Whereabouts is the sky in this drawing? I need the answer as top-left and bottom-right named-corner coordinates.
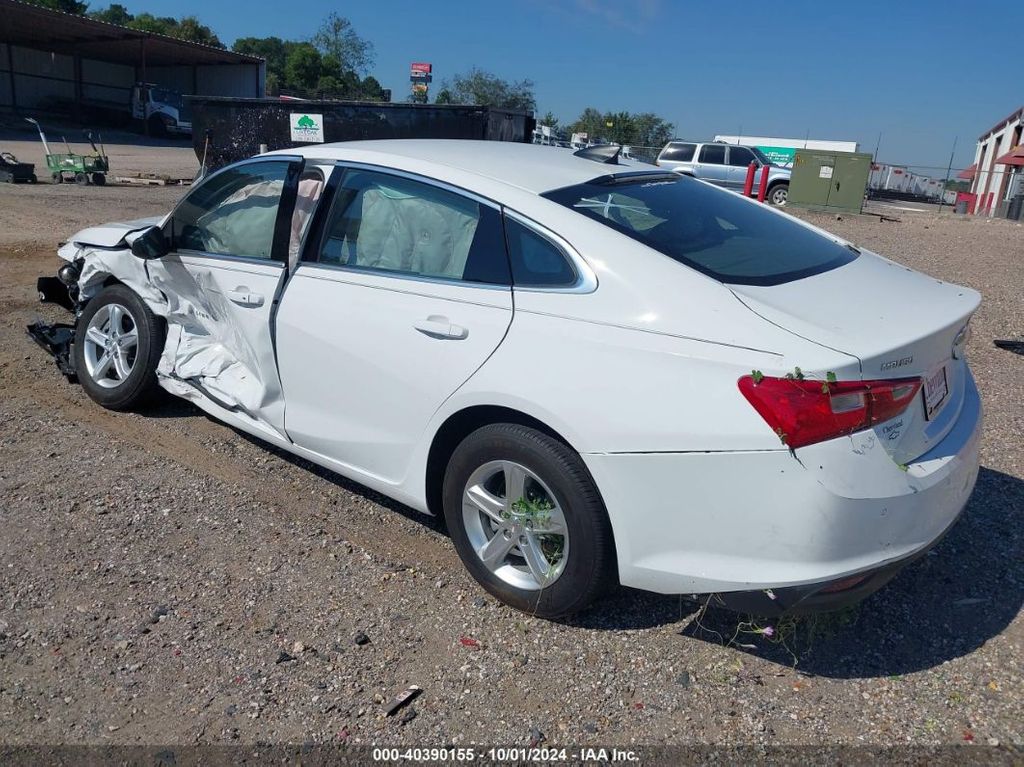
top-left (114, 0), bottom-right (1013, 172)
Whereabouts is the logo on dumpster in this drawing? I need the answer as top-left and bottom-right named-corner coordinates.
top-left (290, 113), bottom-right (324, 143)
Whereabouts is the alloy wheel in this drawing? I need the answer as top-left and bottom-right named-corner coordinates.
top-left (462, 460), bottom-right (569, 590)
top-left (82, 302), bottom-right (139, 388)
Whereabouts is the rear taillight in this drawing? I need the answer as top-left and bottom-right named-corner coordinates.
top-left (738, 375), bottom-right (922, 449)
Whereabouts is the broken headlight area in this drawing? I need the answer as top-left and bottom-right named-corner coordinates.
top-left (27, 258), bottom-right (86, 380)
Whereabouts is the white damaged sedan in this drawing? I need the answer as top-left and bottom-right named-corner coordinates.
top-left (33, 140), bottom-right (982, 617)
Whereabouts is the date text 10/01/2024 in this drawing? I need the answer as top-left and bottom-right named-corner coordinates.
top-left (370, 746), bottom-right (640, 762)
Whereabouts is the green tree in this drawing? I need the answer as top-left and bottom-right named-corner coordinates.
top-left (88, 3), bottom-right (132, 24)
top-left (121, 12), bottom-right (176, 35)
top-left (284, 43), bottom-right (323, 91)
top-left (567, 107), bottom-right (673, 147)
top-left (264, 72), bottom-right (281, 97)
top-left (358, 75), bottom-right (385, 101)
top-left (173, 16), bottom-right (223, 48)
top-left (25, 0), bottom-right (87, 13)
top-left (538, 111), bottom-right (560, 130)
top-left (233, 36), bottom-right (289, 93)
top-left (439, 68), bottom-right (535, 110)
top-left (312, 12), bottom-right (374, 77)
top-left (434, 88), bottom-right (454, 105)
top-left (568, 107), bottom-right (605, 141)
top-left (630, 112), bottom-right (675, 147)
top-left (87, 6), bottom-right (225, 48)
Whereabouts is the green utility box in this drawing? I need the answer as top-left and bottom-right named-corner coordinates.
top-left (788, 149), bottom-right (872, 213)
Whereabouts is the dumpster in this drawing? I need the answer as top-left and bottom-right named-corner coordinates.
top-left (188, 97), bottom-right (535, 171)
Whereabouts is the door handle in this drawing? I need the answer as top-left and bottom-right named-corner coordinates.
top-left (414, 315), bottom-right (468, 340)
top-left (226, 288), bottom-right (265, 307)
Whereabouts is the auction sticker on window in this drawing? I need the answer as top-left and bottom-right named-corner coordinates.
top-left (290, 113), bottom-right (324, 143)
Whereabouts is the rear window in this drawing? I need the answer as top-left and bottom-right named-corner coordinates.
top-left (542, 174), bottom-right (857, 286)
top-left (659, 143), bottom-right (696, 162)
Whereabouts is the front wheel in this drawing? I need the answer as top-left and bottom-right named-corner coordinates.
top-left (72, 284), bottom-right (164, 410)
top-left (768, 182), bottom-right (788, 206)
top-left (442, 424), bottom-right (616, 618)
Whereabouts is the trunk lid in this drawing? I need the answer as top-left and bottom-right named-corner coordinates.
top-left (730, 250), bottom-right (979, 463)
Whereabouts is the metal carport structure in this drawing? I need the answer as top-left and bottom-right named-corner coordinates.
top-left (0, 0), bottom-right (264, 118)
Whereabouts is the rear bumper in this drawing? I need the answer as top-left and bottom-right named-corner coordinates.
top-left (709, 507), bottom-right (962, 616)
top-left (584, 371), bottom-right (982, 610)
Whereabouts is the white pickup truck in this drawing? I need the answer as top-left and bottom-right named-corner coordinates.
top-left (131, 83), bottom-right (192, 137)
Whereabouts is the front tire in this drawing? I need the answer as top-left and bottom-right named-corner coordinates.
top-left (72, 284), bottom-right (164, 411)
top-left (442, 423), bottom-right (616, 618)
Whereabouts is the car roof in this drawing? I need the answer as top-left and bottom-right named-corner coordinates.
top-left (280, 139), bottom-right (657, 195)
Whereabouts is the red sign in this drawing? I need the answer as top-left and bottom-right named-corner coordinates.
top-left (411, 62), bottom-right (432, 73)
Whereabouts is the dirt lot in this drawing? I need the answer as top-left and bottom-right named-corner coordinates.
top-left (0, 179), bottom-right (1021, 753)
top-left (0, 127), bottom-right (198, 180)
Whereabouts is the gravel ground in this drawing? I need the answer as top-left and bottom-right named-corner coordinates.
top-left (0, 181), bottom-right (1021, 752)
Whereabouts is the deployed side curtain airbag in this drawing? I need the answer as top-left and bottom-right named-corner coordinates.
top-left (331, 174), bottom-right (480, 281)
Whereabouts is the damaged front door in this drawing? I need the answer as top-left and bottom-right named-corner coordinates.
top-left (146, 156), bottom-right (303, 438)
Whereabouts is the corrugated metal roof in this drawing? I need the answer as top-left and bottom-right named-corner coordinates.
top-left (0, 0), bottom-right (262, 67)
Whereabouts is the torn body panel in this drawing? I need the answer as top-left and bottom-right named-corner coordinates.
top-left (46, 220), bottom-right (288, 437)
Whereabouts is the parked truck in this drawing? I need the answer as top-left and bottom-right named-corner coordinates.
top-left (131, 83), bottom-right (192, 137)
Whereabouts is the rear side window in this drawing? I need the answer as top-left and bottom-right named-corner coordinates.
top-left (316, 169), bottom-right (510, 285)
top-left (542, 175), bottom-right (857, 286)
top-left (698, 145), bottom-right (726, 164)
top-left (504, 218), bottom-right (577, 288)
top-left (659, 143), bottom-right (696, 162)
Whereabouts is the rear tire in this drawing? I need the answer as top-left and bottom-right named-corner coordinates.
top-left (91, 172), bottom-right (106, 186)
top-left (74, 172), bottom-right (88, 186)
top-left (72, 284), bottom-right (164, 411)
top-left (442, 423), bottom-right (616, 618)
top-left (768, 182), bottom-right (788, 205)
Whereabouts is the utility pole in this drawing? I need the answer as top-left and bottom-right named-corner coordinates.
top-left (937, 136), bottom-right (957, 214)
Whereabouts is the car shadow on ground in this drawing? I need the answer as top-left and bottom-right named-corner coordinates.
top-left (164, 399), bottom-right (1022, 679)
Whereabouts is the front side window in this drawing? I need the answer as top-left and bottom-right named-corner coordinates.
top-left (172, 161), bottom-right (290, 259)
top-left (318, 169), bottom-right (510, 285)
top-left (542, 174), bottom-right (857, 286)
top-left (728, 146), bottom-right (756, 167)
top-left (698, 144), bottom-right (726, 164)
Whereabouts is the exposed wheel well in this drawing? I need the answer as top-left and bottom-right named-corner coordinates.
top-left (425, 405), bottom-right (574, 517)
